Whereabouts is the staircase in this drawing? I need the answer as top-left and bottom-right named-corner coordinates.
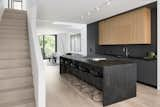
top-left (0, 9), bottom-right (35, 107)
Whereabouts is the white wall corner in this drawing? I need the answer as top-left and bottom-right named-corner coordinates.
top-left (157, 0), bottom-right (160, 90)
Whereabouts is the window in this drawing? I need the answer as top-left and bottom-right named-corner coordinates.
top-left (12, 0), bottom-right (23, 10)
top-left (39, 35), bottom-right (57, 59)
top-left (70, 33), bottom-right (81, 52)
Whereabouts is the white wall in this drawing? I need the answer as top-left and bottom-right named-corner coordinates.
top-left (80, 25), bottom-right (87, 56)
top-left (157, 0), bottom-right (160, 90)
top-left (0, 0), bottom-right (5, 21)
top-left (56, 25), bottom-right (87, 57)
top-left (25, 0), bottom-right (46, 107)
top-left (57, 33), bottom-right (70, 55)
top-left (2, 0), bottom-right (8, 8)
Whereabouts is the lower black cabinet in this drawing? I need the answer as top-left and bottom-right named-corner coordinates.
top-left (60, 56), bottom-right (137, 106)
top-left (137, 60), bottom-right (157, 87)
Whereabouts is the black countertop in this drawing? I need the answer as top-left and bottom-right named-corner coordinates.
top-left (99, 54), bottom-right (157, 61)
top-left (61, 54), bottom-right (135, 68)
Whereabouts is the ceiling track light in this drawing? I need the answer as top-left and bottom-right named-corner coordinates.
top-left (95, 7), bottom-right (100, 12)
top-left (81, 16), bottom-right (84, 20)
top-left (107, 1), bottom-right (111, 5)
top-left (87, 12), bottom-right (91, 16)
top-left (105, 0), bottom-right (111, 5)
top-left (80, 0), bottom-right (112, 19)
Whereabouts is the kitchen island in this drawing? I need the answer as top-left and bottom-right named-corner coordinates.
top-left (60, 54), bottom-right (137, 106)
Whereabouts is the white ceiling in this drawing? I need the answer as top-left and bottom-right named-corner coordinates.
top-left (37, 20), bottom-right (85, 35)
top-left (37, 0), bottom-right (156, 34)
top-left (37, 0), bottom-right (156, 24)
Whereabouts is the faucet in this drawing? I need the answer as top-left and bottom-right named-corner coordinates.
top-left (123, 47), bottom-right (129, 57)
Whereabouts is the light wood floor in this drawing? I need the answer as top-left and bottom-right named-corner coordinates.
top-left (45, 65), bottom-right (160, 107)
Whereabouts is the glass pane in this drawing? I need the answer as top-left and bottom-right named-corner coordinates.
top-left (38, 35), bottom-right (56, 59)
top-left (44, 35), bottom-right (56, 58)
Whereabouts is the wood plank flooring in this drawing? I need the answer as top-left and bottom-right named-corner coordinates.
top-left (45, 65), bottom-right (160, 107)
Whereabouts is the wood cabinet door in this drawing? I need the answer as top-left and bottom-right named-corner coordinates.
top-left (98, 7), bottom-right (151, 45)
top-left (109, 11), bottom-right (135, 44)
top-left (99, 20), bottom-right (111, 45)
top-left (134, 8), bottom-right (151, 44)
top-left (99, 21), bottom-right (106, 45)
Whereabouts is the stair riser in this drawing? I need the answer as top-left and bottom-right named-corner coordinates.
top-left (0, 77), bottom-right (33, 91)
top-left (0, 59), bottom-right (31, 69)
top-left (0, 99), bottom-right (35, 107)
top-left (0, 26), bottom-right (27, 30)
top-left (0, 45), bottom-right (29, 51)
top-left (0, 21), bottom-right (27, 27)
top-left (0, 32), bottom-right (28, 36)
top-left (2, 14), bottom-right (27, 20)
top-left (0, 67), bottom-right (32, 79)
top-left (0, 29), bottom-right (27, 34)
top-left (0, 35), bottom-right (28, 40)
top-left (0, 23), bottom-right (27, 27)
top-left (1, 18), bottom-right (27, 24)
top-left (0, 88), bottom-right (34, 105)
top-left (11, 102), bottom-right (35, 107)
top-left (0, 39), bottom-right (29, 46)
top-left (0, 52), bottom-right (30, 59)
top-left (4, 9), bottom-right (27, 14)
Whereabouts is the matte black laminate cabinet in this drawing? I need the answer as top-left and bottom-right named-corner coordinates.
top-left (136, 60), bottom-right (157, 87)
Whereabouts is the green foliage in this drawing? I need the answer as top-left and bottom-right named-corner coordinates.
top-left (39, 35), bottom-right (56, 58)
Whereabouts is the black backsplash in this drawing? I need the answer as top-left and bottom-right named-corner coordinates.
top-left (87, 6), bottom-right (157, 57)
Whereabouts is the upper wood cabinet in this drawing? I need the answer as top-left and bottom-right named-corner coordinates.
top-left (99, 7), bottom-right (151, 45)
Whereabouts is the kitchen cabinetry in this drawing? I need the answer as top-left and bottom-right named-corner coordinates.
top-left (60, 55), bottom-right (137, 106)
top-left (99, 7), bottom-right (151, 45)
top-left (136, 60), bottom-right (157, 87)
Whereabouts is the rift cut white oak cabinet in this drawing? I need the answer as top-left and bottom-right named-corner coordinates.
top-left (99, 7), bottom-right (151, 45)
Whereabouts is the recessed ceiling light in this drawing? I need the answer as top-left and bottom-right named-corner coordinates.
top-left (95, 7), bottom-right (100, 12)
top-left (105, 0), bottom-right (111, 5)
top-left (81, 16), bottom-right (84, 20)
top-left (107, 1), bottom-right (111, 5)
top-left (80, 0), bottom-right (112, 20)
top-left (87, 12), bottom-right (91, 16)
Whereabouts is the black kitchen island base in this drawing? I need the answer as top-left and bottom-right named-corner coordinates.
top-left (60, 55), bottom-right (137, 106)
top-left (103, 64), bottom-right (136, 106)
